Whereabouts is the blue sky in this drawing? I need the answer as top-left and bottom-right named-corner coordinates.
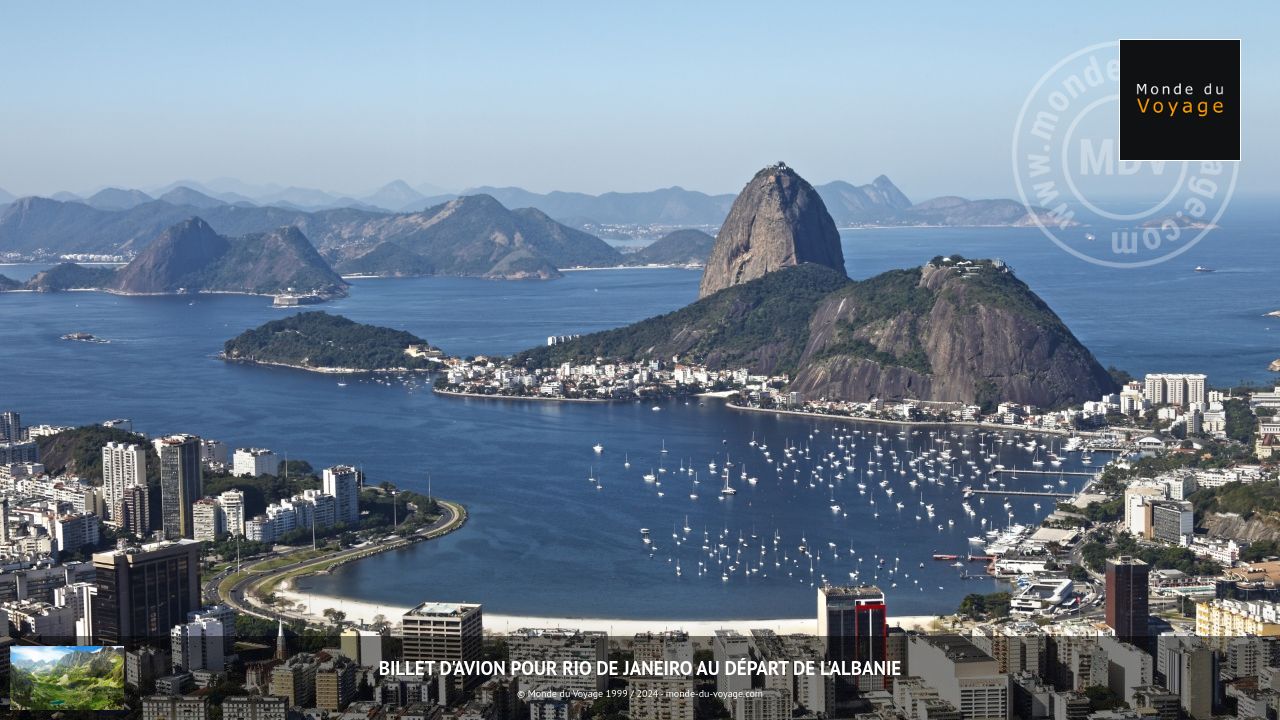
top-left (11, 645), bottom-right (117, 665)
top-left (1, 2), bottom-right (1274, 199)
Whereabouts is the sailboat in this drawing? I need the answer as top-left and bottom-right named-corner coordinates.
top-left (720, 469), bottom-right (737, 496)
top-left (624, 454), bottom-right (630, 469)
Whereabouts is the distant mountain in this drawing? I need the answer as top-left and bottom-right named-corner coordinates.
top-left (50, 191), bottom-right (82, 202)
top-left (700, 163), bottom-right (845, 298)
top-left (84, 187), bottom-right (154, 211)
top-left (336, 241), bottom-right (435, 277)
top-left (25, 262), bottom-right (118, 291)
top-left (625, 229), bottom-right (716, 266)
top-left (0, 187), bottom-right (15, 204)
top-left (256, 186), bottom-right (343, 209)
top-left (0, 273), bottom-right (24, 291)
top-left (113, 217), bottom-right (347, 295)
top-left (456, 186), bottom-right (737, 226)
top-left (158, 186), bottom-right (227, 209)
top-left (320, 195), bottom-right (621, 279)
top-left (813, 176), bottom-right (1059, 227)
top-left (362, 180), bottom-right (427, 212)
top-left (813, 176), bottom-right (913, 223)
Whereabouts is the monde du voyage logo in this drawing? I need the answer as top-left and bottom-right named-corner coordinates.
top-left (1013, 40), bottom-right (1241, 268)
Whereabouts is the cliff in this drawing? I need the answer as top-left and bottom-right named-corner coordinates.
top-left (698, 163), bottom-right (845, 298)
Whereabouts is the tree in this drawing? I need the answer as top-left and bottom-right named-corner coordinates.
top-left (322, 608), bottom-right (348, 627)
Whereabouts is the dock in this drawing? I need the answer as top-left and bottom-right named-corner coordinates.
top-left (966, 489), bottom-right (1075, 499)
top-left (993, 468), bottom-right (1098, 477)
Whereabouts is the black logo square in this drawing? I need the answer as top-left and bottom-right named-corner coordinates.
top-left (1120, 39), bottom-right (1240, 161)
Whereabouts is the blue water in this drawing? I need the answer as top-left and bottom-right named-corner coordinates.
top-left (1, 204), bottom-right (1276, 619)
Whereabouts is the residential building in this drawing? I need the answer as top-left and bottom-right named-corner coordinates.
top-left (907, 634), bottom-right (1009, 720)
top-left (222, 695), bottom-right (289, 720)
top-left (1151, 501), bottom-right (1194, 545)
top-left (629, 676), bottom-right (695, 720)
top-left (218, 489), bottom-right (246, 537)
top-left (102, 441), bottom-right (146, 525)
top-left (233, 448), bottom-right (278, 478)
top-left (269, 652), bottom-right (320, 708)
top-left (315, 654), bottom-right (358, 711)
top-left (120, 484), bottom-right (151, 537)
top-left (142, 695), bottom-right (210, 720)
top-left (172, 617), bottom-right (226, 672)
top-left (323, 465), bottom-right (360, 525)
top-left (192, 498), bottom-right (223, 542)
top-left (507, 628), bottom-right (609, 694)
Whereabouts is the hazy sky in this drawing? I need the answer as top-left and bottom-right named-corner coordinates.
top-left (2, 2), bottom-right (1275, 199)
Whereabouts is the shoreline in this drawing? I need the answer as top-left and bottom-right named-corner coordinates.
top-left (220, 354), bottom-right (436, 375)
top-left (725, 401), bottom-right (1096, 438)
top-left (274, 588), bottom-right (942, 635)
top-left (432, 386), bottom-right (623, 403)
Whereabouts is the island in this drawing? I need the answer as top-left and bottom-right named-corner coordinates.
top-left (221, 311), bottom-right (442, 373)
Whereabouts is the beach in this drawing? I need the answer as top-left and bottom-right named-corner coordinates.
top-left (276, 587), bottom-right (942, 635)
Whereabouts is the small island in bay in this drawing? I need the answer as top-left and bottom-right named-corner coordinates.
top-left (221, 311), bottom-right (442, 373)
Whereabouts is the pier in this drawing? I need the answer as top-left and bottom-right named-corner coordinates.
top-left (966, 488), bottom-right (1074, 499)
top-left (993, 468), bottom-right (1098, 477)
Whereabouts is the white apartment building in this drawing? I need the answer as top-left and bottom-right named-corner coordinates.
top-left (218, 489), bottom-right (245, 537)
top-left (232, 448), bottom-right (277, 477)
top-left (322, 465), bottom-right (360, 525)
top-left (102, 441), bottom-right (146, 525)
top-left (1143, 373), bottom-right (1207, 408)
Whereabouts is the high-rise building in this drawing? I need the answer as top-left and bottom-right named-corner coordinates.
top-left (0, 410), bottom-right (21, 442)
top-left (121, 485), bottom-right (152, 537)
top-left (269, 652), bottom-right (319, 708)
top-left (172, 617), bottom-right (226, 672)
top-left (102, 441), bottom-right (146, 525)
top-left (192, 498), bottom-right (223, 542)
top-left (91, 540), bottom-right (202, 644)
top-left (1106, 557), bottom-right (1150, 642)
top-left (1151, 501), bottom-right (1194, 545)
top-left (315, 654), bottom-right (358, 711)
top-left (713, 630), bottom-right (753, 696)
top-left (630, 676), bottom-right (695, 720)
top-left (340, 626), bottom-right (385, 668)
top-left (817, 584), bottom-right (887, 692)
top-left (218, 490), bottom-right (246, 537)
top-left (401, 601), bottom-right (482, 691)
top-left (322, 465), bottom-right (359, 525)
top-left (157, 435), bottom-right (202, 539)
top-left (1143, 373), bottom-right (1208, 408)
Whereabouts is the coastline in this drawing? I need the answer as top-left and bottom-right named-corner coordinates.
top-left (433, 386), bottom-right (616, 403)
top-left (274, 588), bottom-right (941, 635)
top-left (220, 353), bottom-right (436, 375)
top-left (725, 401), bottom-right (1092, 438)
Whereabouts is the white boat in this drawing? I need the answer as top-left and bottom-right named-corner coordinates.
top-left (593, 443), bottom-right (603, 454)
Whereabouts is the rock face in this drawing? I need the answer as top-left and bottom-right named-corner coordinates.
top-left (698, 163), bottom-right (845, 298)
top-left (788, 259), bottom-right (1117, 408)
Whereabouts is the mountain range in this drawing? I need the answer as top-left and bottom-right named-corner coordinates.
top-left (0, 173), bottom-right (1058, 256)
top-left (515, 163), bottom-right (1116, 409)
top-left (11, 217), bottom-right (348, 296)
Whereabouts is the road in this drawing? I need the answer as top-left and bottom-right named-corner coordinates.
top-left (209, 499), bottom-right (466, 623)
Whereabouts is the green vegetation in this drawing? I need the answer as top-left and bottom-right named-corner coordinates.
top-left (223, 311), bottom-right (438, 371)
top-left (1225, 398), bottom-right (1259, 445)
top-left (1084, 686), bottom-right (1126, 712)
top-left (1191, 481), bottom-right (1280, 521)
top-left (1241, 539), bottom-right (1280, 562)
top-left (1080, 532), bottom-right (1221, 575)
top-left (811, 268), bottom-right (933, 374)
top-left (513, 263), bottom-right (852, 373)
top-left (11, 647), bottom-right (124, 711)
top-left (956, 592), bottom-right (1011, 620)
top-left (35, 425), bottom-right (159, 484)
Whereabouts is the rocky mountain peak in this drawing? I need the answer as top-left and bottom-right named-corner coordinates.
top-left (698, 163), bottom-right (845, 298)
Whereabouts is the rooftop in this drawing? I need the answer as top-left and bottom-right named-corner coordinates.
top-left (404, 601), bottom-right (481, 618)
